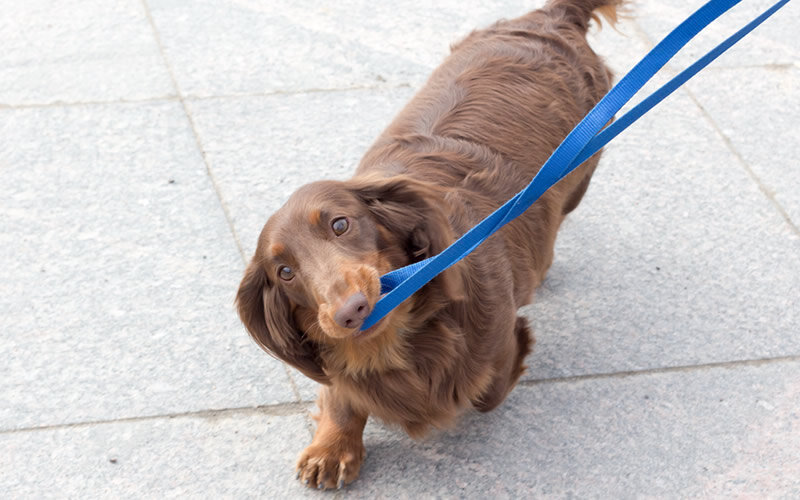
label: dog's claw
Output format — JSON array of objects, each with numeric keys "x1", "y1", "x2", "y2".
[
  {"x1": 296, "y1": 442, "x2": 364, "y2": 490},
  {"x1": 337, "y1": 461, "x2": 348, "y2": 490}
]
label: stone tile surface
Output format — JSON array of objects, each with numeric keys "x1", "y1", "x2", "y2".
[
  {"x1": 688, "y1": 65, "x2": 800, "y2": 225},
  {"x1": 0, "y1": 410, "x2": 315, "y2": 498},
  {"x1": 0, "y1": 0, "x2": 174, "y2": 106},
  {"x1": 634, "y1": 0, "x2": 798, "y2": 70},
  {"x1": 344, "y1": 360, "x2": 800, "y2": 498},
  {"x1": 186, "y1": 87, "x2": 415, "y2": 257},
  {"x1": 5, "y1": 362, "x2": 796, "y2": 498},
  {"x1": 2, "y1": 0, "x2": 799, "y2": 498},
  {"x1": 148, "y1": 0, "x2": 638, "y2": 98},
  {"x1": 0, "y1": 102, "x2": 296, "y2": 430},
  {"x1": 146, "y1": 0, "x2": 430, "y2": 97}
]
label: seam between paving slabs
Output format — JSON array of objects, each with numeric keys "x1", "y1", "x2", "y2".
[
  {"x1": 184, "y1": 83, "x2": 413, "y2": 102},
  {"x1": 3, "y1": 354, "x2": 798, "y2": 436},
  {"x1": 0, "y1": 84, "x2": 414, "y2": 111},
  {"x1": 701, "y1": 62, "x2": 796, "y2": 71},
  {"x1": 139, "y1": 0, "x2": 315, "y2": 438},
  {"x1": 0, "y1": 402, "x2": 312, "y2": 436},
  {"x1": 685, "y1": 86, "x2": 800, "y2": 236},
  {"x1": 518, "y1": 354, "x2": 800, "y2": 387},
  {"x1": 0, "y1": 95, "x2": 177, "y2": 111},
  {"x1": 139, "y1": 0, "x2": 247, "y2": 258}
]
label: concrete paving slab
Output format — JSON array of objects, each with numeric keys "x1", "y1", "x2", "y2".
[
  {"x1": 347, "y1": 359, "x2": 800, "y2": 498},
  {"x1": 0, "y1": 408, "x2": 314, "y2": 498},
  {"x1": 147, "y1": 0, "x2": 643, "y2": 98},
  {"x1": 634, "y1": 0, "x2": 798, "y2": 70},
  {"x1": 523, "y1": 90, "x2": 800, "y2": 379},
  {"x1": 688, "y1": 65, "x2": 800, "y2": 226},
  {"x1": 145, "y1": 0, "x2": 431, "y2": 98},
  {"x1": 185, "y1": 87, "x2": 415, "y2": 257},
  {"x1": 227, "y1": 0, "x2": 542, "y2": 77},
  {"x1": 0, "y1": 102, "x2": 296, "y2": 430},
  {"x1": 3, "y1": 0, "x2": 798, "y2": 498},
  {"x1": 0, "y1": 0, "x2": 174, "y2": 106},
  {"x1": 4, "y1": 361, "x2": 796, "y2": 498}
]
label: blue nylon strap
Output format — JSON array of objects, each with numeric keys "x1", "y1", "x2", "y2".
[
  {"x1": 361, "y1": 0, "x2": 791, "y2": 330},
  {"x1": 567, "y1": 0, "x2": 791, "y2": 174}
]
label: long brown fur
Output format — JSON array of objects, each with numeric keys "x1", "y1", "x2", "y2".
[{"x1": 236, "y1": 0, "x2": 623, "y2": 489}]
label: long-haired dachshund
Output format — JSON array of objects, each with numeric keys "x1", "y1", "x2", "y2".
[{"x1": 237, "y1": 0, "x2": 622, "y2": 489}]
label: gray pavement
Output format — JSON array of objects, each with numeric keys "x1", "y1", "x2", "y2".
[{"x1": 1, "y1": 0, "x2": 798, "y2": 498}]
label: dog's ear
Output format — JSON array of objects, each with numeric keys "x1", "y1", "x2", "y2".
[
  {"x1": 348, "y1": 175, "x2": 466, "y2": 301},
  {"x1": 236, "y1": 260, "x2": 329, "y2": 384}
]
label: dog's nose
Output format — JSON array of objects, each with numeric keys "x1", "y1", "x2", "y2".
[{"x1": 334, "y1": 292, "x2": 371, "y2": 329}]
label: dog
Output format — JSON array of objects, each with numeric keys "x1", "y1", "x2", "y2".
[{"x1": 237, "y1": 0, "x2": 621, "y2": 489}]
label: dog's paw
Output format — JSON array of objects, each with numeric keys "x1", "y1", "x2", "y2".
[{"x1": 296, "y1": 441, "x2": 366, "y2": 490}]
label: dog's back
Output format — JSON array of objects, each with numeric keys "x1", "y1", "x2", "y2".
[
  {"x1": 358, "y1": 0, "x2": 623, "y2": 302},
  {"x1": 358, "y1": 0, "x2": 621, "y2": 179}
]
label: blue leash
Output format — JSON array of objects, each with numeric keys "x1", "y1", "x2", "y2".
[{"x1": 361, "y1": 0, "x2": 791, "y2": 330}]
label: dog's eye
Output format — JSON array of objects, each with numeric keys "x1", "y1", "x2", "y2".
[
  {"x1": 278, "y1": 266, "x2": 294, "y2": 281},
  {"x1": 331, "y1": 217, "x2": 349, "y2": 236}
]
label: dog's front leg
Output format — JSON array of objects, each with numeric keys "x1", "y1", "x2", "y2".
[{"x1": 296, "y1": 385, "x2": 367, "y2": 490}]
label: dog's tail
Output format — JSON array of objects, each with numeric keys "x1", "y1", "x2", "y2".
[{"x1": 546, "y1": 0, "x2": 626, "y2": 32}]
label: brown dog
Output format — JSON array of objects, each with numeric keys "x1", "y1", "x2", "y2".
[{"x1": 237, "y1": 0, "x2": 621, "y2": 489}]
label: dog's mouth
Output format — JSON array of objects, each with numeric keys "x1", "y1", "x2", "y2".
[
  {"x1": 352, "y1": 301, "x2": 387, "y2": 339},
  {"x1": 316, "y1": 265, "x2": 383, "y2": 339},
  {"x1": 317, "y1": 293, "x2": 383, "y2": 339}
]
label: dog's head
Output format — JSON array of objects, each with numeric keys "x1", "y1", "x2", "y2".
[{"x1": 235, "y1": 175, "x2": 464, "y2": 383}]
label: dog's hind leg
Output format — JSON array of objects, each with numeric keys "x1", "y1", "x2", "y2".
[{"x1": 471, "y1": 316, "x2": 534, "y2": 412}]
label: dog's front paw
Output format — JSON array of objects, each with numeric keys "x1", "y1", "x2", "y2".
[{"x1": 296, "y1": 441, "x2": 366, "y2": 490}]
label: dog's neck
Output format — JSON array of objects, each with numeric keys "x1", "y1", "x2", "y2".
[{"x1": 323, "y1": 326, "x2": 412, "y2": 377}]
